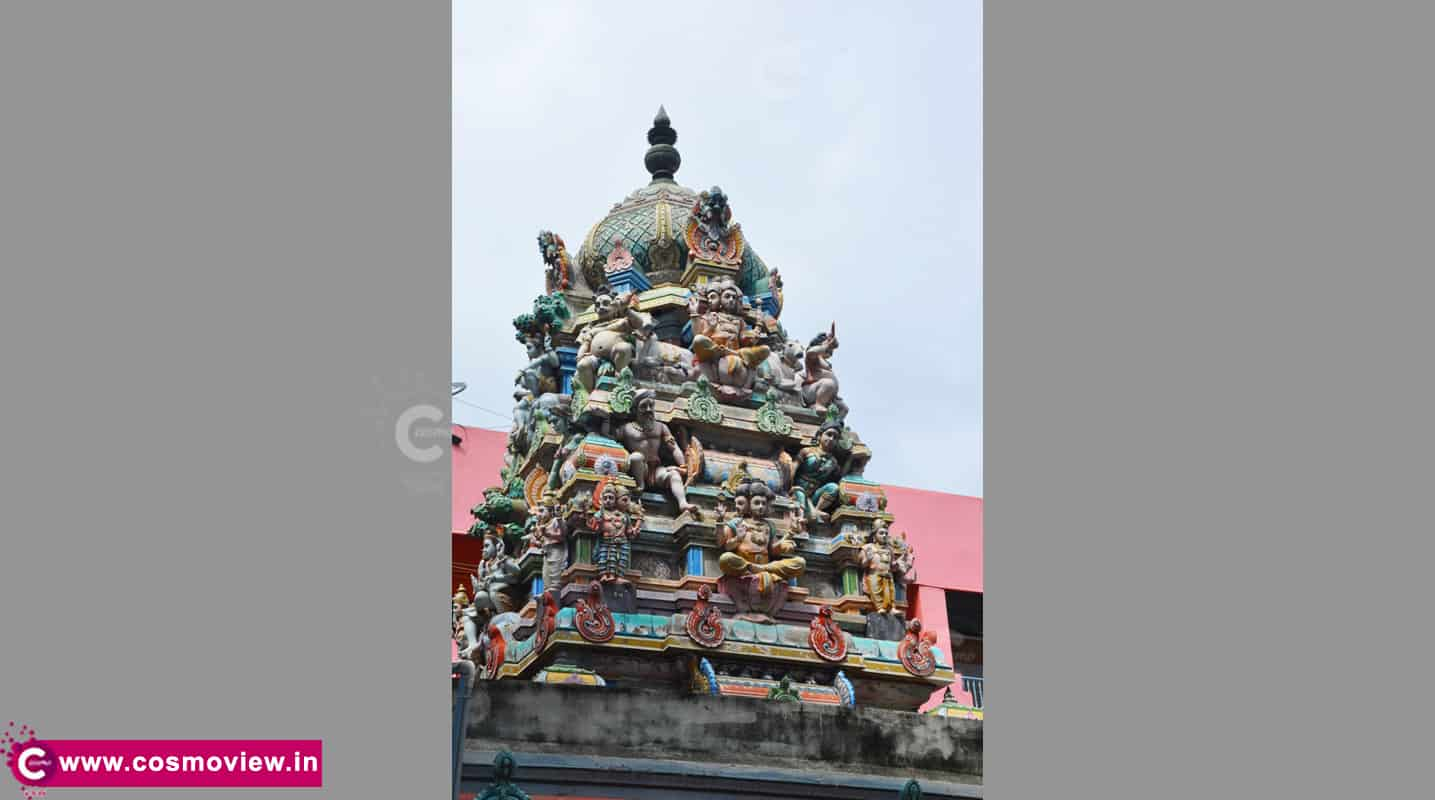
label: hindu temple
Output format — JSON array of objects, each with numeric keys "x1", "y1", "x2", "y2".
[{"x1": 453, "y1": 109, "x2": 982, "y2": 799}]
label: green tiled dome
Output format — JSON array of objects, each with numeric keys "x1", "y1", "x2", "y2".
[{"x1": 574, "y1": 109, "x2": 772, "y2": 298}]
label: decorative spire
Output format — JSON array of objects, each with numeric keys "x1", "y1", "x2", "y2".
[{"x1": 644, "y1": 105, "x2": 681, "y2": 182}]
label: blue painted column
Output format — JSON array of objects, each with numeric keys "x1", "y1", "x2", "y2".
[
  {"x1": 556, "y1": 346, "x2": 578, "y2": 394},
  {"x1": 685, "y1": 546, "x2": 705, "y2": 577}
]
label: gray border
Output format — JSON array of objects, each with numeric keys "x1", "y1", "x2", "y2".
[
  {"x1": 989, "y1": 1, "x2": 1431, "y2": 797},
  {"x1": 1, "y1": 2, "x2": 450, "y2": 798}
]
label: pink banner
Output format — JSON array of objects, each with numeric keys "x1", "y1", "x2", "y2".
[{"x1": 7, "y1": 739, "x2": 322, "y2": 789}]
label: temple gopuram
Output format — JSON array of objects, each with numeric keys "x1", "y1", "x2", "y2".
[{"x1": 453, "y1": 110, "x2": 982, "y2": 800}]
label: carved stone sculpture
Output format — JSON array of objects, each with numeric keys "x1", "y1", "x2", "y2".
[
  {"x1": 716, "y1": 478, "x2": 805, "y2": 620},
  {"x1": 802, "y1": 324, "x2": 848, "y2": 418},
  {"x1": 574, "y1": 289, "x2": 649, "y2": 393},
  {"x1": 615, "y1": 389, "x2": 698, "y2": 518},
  {"x1": 632, "y1": 324, "x2": 695, "y2": 385},
  {"x1": 757, "y1": 338, "x2": 805, "y2": 405},
  {"x1": 688, "y1": 277, "x2": 770, "y2": 403},
  {"x1": 537, "y1": 230, "x2": 571, "y2": 295},
  {"x1": 469, "y1": 533, "x2": 523, "y2": 616},
  {"x1": 788, "y1": 420, "x2": 850, "y2": 524},
  {"x1": 584, "y1": 479, "x2": 642, "y2": 584},
  {"x1": 860, "y1": 519, "x2": 900, "y2": 615},
  {"x1": 525, "y1": 492, "x2": 568, "y2": 592}
]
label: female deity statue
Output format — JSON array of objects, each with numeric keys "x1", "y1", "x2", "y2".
[{"x1": 789, "y1": 420, "x2": 850, "y2": 524}]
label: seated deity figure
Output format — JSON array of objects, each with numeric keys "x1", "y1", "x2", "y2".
[
  {"x1": 584, "y1": 479, "x2": 643, "y2": 583},
  {"x1": 615, "y1": 389, "x2": 699, "y2": 519},
  {"x1": 860, "y1": 519, "x2": 900, "y2": 614},
  {"x1": 460, "y1": 533, "x2": 523, "y2": 658},
  {"x1": 688, "y1": 277, "x2": 771, "y2": 402},
  {"x1": 801, "y1": 324, "x2": 848, "y2": 418},
  {"x1": 575, "y1": 288, "x2": 649, "y2": 393},
  {"x1": 789, "y1": 420, "x2": 850, "y2": 524},
  {"x1": 716, "y1": 478, "x2": 806, "y2": 618},
  {"x1": 469, "y1": 533, "x2": 523, "y2": 615}
]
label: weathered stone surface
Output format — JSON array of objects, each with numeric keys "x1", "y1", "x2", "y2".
[
  {"x1": 466, "y1": 680, "x2": 982, "y2": 785},
  {"x1": 866, "y1": 612, "x2": 907, "y2": 641}
]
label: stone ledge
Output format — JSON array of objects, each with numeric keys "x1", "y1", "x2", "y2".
[{"x1": 465, "y1": 681, "x2": 982, "y2": 786}]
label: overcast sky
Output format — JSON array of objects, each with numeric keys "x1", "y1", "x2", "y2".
[{"x1": 454, "y1": 1, "x2": 982, "y2": 496}]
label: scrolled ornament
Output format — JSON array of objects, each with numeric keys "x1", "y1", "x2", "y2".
[
  {"x1": 808, "y1": 605, "x2": 848, "y2": 662},
  {"x1": 684, "y1": 583, "x2": 726, "y2": 648},
  {"x1": 574, "y1": 581, "x2": 616, "y2": 643},
  {"x1": 897, "y1": 618, "x2": 938, "y2": 677},
  {"x1": 608, "y1": 366, "x2": 637, "y2": 415},
  {"x1": 755, "y1": 391, "x2": 794, "y2": 435},
  {"x1": 686, "y1": 375, "x2": 724, "y2": 424}
]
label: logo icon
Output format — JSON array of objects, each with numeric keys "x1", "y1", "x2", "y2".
[{"x1": 4, "y1": 723, "x2": 52, "y2": 799}]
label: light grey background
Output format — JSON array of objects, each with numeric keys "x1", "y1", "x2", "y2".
[
  {"x1": 989, "y1": 1, "x2": 1432, "y2": 797},
  {"x1": 0, "y1": 2, "x2": 449, "y2": 798},
  {"x1": 453, "y1": 0, "x2": 983, "y2": 496}
]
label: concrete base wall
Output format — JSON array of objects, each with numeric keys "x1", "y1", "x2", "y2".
[{"x1": 465, "y1": 681, "x2": 982, "y2": 789}]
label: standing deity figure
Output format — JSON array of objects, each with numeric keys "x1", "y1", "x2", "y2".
[
  {"x1": 526, "y1": 492, "x2": 569, "y2": 592},
  {"x1": 585, "y1": 479, "x2": 643, "y2": 583},
  {"x1": 615, "y1": 389, "x2": 699, "y2": 519},
  {"x1": 688, "y1": 278, "x2": 771, "y2": 403},
  {"x1": 575, "y1": 289, "x2": 650, "y2": 393},
  {"x1": 893, "y1": 530, "x2": 916, "y2": 588},
  {"x1": 789, "y1": 420, "x2": 850, "y2": 524},
  {"x1": 860, "y1": 519, "x2": 901, "y2": 614},
  {"x1": 802, "y1": 324, "x2": 848, "y2": 418},
  {"x1": 538, "y1": 230, "x2": 571, "y2": 294},
  {"x1": 716, "y1": 479, "x2": 806, "y2": 619}
]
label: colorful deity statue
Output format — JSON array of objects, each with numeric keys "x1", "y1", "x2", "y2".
[
  {"x1": 716, "y1": 478, "x2": 806, "y2": 619},
  {"x1": 525, "y1": 492, "x2": 569, "y2": 592},
  {"x1": 757, "y1": 337, "x2": 805, "y2": 406},
  {"x1": 538, "y1": 230, "x2": 572, "y2": 294},
  {"x1": 861, "y1": 519, "x2": 901, "y2": 615},
  {"x1": 516, "y1": 331, "x2": 561, "y2": 399},
  {"x1": 575, "y1": 288, "x2": 650, "y2": 393},
  {"x1": 893, "y1": 529, "x2": 916, "y2": 589},
  {"x1": 688, "y1": 277, "x2": 771, "y2": 403},
  {"x1": 471, "y1": 533, "x2": 523, "y2": 615},
  {"x1": 802, "y1": 324, "x2": 848, "y2": 419},
  {"x1": 789, "y1": 419, "x2": 850, "y2": 524},
  {"x1": 585, "y1": 479, "x2": 643, "y2": 583},
  {"x1": 615, "y1": 389, "x2": 698, "y2": 519}
]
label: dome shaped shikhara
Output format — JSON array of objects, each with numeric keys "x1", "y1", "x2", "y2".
[{"x1": 571, "y1": 108, "x2": 772, "y2": 297}]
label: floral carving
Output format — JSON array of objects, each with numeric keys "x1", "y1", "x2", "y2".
[
  {"x1": 686, "y1": 375, "x2": 724, "y2": 424},
  {"x1": 608, "y1": 366, "x2": 637, "y2": 415},
  {"x1": 755, "y1": 392, "x2": 794, "y2": 436}
]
